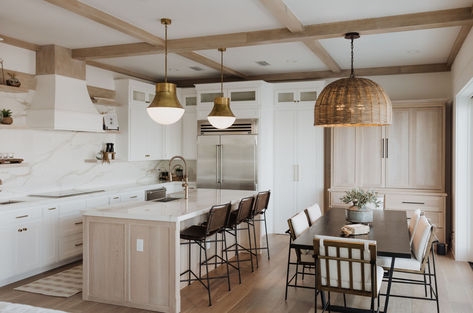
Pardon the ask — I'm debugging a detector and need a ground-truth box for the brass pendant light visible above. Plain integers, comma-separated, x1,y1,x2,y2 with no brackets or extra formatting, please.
207,48,236,129
314,32,392,127
147,18,184,125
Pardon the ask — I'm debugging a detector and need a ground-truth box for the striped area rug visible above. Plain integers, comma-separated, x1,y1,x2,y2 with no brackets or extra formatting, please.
14,265,82,298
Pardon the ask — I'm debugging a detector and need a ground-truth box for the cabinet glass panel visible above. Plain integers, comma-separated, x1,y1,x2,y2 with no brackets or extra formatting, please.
300,91,317,102
278,92,294,103
133,90,146,102
185,96,197,106
148,93,155,104
200,93,222,103
230,91,256,102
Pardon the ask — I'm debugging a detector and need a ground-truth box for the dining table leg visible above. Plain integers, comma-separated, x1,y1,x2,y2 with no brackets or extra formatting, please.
383,256,396,313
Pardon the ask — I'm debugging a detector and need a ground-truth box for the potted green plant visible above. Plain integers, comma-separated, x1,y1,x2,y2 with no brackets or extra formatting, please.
341,189,381,223
1,109,13,125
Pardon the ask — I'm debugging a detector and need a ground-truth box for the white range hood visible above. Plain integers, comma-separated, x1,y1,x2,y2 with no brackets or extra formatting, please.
28,74,103,132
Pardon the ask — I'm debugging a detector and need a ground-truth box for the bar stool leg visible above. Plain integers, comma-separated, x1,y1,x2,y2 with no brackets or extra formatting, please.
263,211,270,260
203,239,212,306
234,228,241,284
246,221,254,272
223,232,231,291
188,240,191,286
199,241,202,279
252,218,259,268
214,233,218,269
284,239,292,301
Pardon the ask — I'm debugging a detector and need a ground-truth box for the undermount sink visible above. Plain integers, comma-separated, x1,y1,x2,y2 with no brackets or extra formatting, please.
0,200,24,205
153,197,181,203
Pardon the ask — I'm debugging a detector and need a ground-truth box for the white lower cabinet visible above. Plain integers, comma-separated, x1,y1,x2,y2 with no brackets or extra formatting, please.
58,200,86,261
41,205,59,265
0,224,18,282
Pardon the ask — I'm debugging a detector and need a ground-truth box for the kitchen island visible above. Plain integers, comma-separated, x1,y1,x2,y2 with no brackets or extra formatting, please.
81,188,257,313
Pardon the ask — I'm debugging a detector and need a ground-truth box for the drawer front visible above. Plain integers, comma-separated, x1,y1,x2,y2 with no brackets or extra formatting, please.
86,196,109,209
59,233,83,261
0,208,42,226
59,200,86,217
120,191,144,203
109,194,121,204
60,215,83,236
385,194,444,212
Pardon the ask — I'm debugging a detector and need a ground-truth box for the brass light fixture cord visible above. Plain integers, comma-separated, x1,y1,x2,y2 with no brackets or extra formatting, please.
220,49,224,96
164,22,168,83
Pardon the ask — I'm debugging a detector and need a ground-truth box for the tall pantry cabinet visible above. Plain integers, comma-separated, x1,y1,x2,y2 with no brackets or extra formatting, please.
329,100,447,243
272,82,326,233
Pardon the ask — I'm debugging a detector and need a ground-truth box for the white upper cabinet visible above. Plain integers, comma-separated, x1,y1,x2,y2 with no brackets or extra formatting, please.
116,79,183,161
179,88,197,160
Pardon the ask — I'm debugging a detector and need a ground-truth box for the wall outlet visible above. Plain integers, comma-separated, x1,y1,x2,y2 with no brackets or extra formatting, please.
136,239,144,252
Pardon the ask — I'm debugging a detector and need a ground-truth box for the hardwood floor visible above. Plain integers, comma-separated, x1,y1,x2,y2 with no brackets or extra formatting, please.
0,234,472,313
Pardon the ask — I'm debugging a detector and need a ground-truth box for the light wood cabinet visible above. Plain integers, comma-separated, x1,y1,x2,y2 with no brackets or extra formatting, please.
329,100,447,242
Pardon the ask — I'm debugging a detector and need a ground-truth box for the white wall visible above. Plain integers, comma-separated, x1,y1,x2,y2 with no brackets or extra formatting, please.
326,71,452,101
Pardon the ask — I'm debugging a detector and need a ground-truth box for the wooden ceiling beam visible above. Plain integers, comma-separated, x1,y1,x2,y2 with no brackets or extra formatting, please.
446,24,473,67
43,0,164,46
72,7,473,59
0,33,39,51
174,63,450,87
44,0,242,78
259,0,341,72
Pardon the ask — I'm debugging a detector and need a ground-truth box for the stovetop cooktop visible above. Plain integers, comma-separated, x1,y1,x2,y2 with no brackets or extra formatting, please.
29,189,105,198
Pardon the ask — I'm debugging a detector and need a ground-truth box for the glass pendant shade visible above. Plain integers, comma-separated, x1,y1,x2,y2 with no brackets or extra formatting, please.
147,82,184,125
207,97,236,129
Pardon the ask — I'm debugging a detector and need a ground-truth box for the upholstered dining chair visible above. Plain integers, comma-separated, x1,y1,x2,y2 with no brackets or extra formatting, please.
377,216,439,313
285,211,314,300
304,203,322,226
408,209,422,245
313,236,384,313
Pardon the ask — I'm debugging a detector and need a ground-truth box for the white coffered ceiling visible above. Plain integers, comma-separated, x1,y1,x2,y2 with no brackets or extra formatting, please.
0,0,471,81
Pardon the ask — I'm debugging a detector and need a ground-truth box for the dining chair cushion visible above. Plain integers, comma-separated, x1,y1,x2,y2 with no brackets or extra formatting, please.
377,255,421,271
412,216,432,261
288,211,310,239
305,203,322,225
314,236,382,293
408,209,422,245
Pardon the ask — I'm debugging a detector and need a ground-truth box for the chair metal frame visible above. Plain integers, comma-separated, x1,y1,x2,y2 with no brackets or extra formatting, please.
250,190,271,267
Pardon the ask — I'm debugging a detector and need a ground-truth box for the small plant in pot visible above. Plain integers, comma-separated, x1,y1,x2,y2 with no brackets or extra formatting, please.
1,109,13,125
341,189,381,223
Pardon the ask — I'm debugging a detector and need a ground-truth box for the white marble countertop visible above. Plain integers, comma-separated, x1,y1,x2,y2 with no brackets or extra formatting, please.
0,181,190,212
81,188,256,222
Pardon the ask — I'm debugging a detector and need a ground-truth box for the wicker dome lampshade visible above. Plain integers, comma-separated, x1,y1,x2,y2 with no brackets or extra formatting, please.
314,33,392,127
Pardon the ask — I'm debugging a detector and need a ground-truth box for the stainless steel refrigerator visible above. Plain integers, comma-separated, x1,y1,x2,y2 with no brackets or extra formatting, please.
197,135,257,190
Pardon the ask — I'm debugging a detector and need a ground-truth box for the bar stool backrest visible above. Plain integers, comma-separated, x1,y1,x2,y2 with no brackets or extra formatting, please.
253,190,270,216
313,236,378,298
206,202,232,235
236,196,255,225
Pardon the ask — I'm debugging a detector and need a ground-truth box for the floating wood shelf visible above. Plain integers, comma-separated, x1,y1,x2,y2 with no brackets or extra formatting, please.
0,162,29,168
104,130,120,134
0,124,28,129
92,97,121,106
0,84,29,93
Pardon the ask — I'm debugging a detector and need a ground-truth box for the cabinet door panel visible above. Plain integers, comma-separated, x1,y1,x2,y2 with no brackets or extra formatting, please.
332,127,356,187
130,102,150,161
386,109,410,188
412,108,443,189
16,220,41,274
295,110,324,214
42,206,59,265
359,127,385,188
0,225,17,281
273,109,296,233
182,110,197,159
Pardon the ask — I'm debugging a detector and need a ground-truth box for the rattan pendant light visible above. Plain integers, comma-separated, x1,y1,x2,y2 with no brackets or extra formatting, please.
207,48,236,129
147,18,184,125
314,32,392,127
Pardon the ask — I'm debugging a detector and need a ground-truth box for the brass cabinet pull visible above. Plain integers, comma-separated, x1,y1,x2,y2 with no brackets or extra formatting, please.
382,139,385,158
145,154,151,158
386,138,389,158
75,243,83,247
48,207,56,211
130,195,138,199
74,221,83,225
18,229,22,232
16,215,29,219
113,196,119,199
402,201,425,205
22,227,27,231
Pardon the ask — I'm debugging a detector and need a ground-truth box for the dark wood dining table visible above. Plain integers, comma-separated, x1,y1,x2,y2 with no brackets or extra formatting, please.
291,207,412,313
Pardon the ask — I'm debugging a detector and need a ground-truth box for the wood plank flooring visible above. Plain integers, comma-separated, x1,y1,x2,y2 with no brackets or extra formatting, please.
0,234,472,313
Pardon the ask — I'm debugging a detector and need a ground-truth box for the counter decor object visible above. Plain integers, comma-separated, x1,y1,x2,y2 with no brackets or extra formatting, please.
103,111,119,130
1,109,13,125
0,158,23,164
341,188,380,223
5,72,21,87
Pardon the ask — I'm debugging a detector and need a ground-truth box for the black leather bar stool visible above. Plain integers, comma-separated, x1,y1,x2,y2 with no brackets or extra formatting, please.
224,196,256,283
250,190,271,268
180,202,232,306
